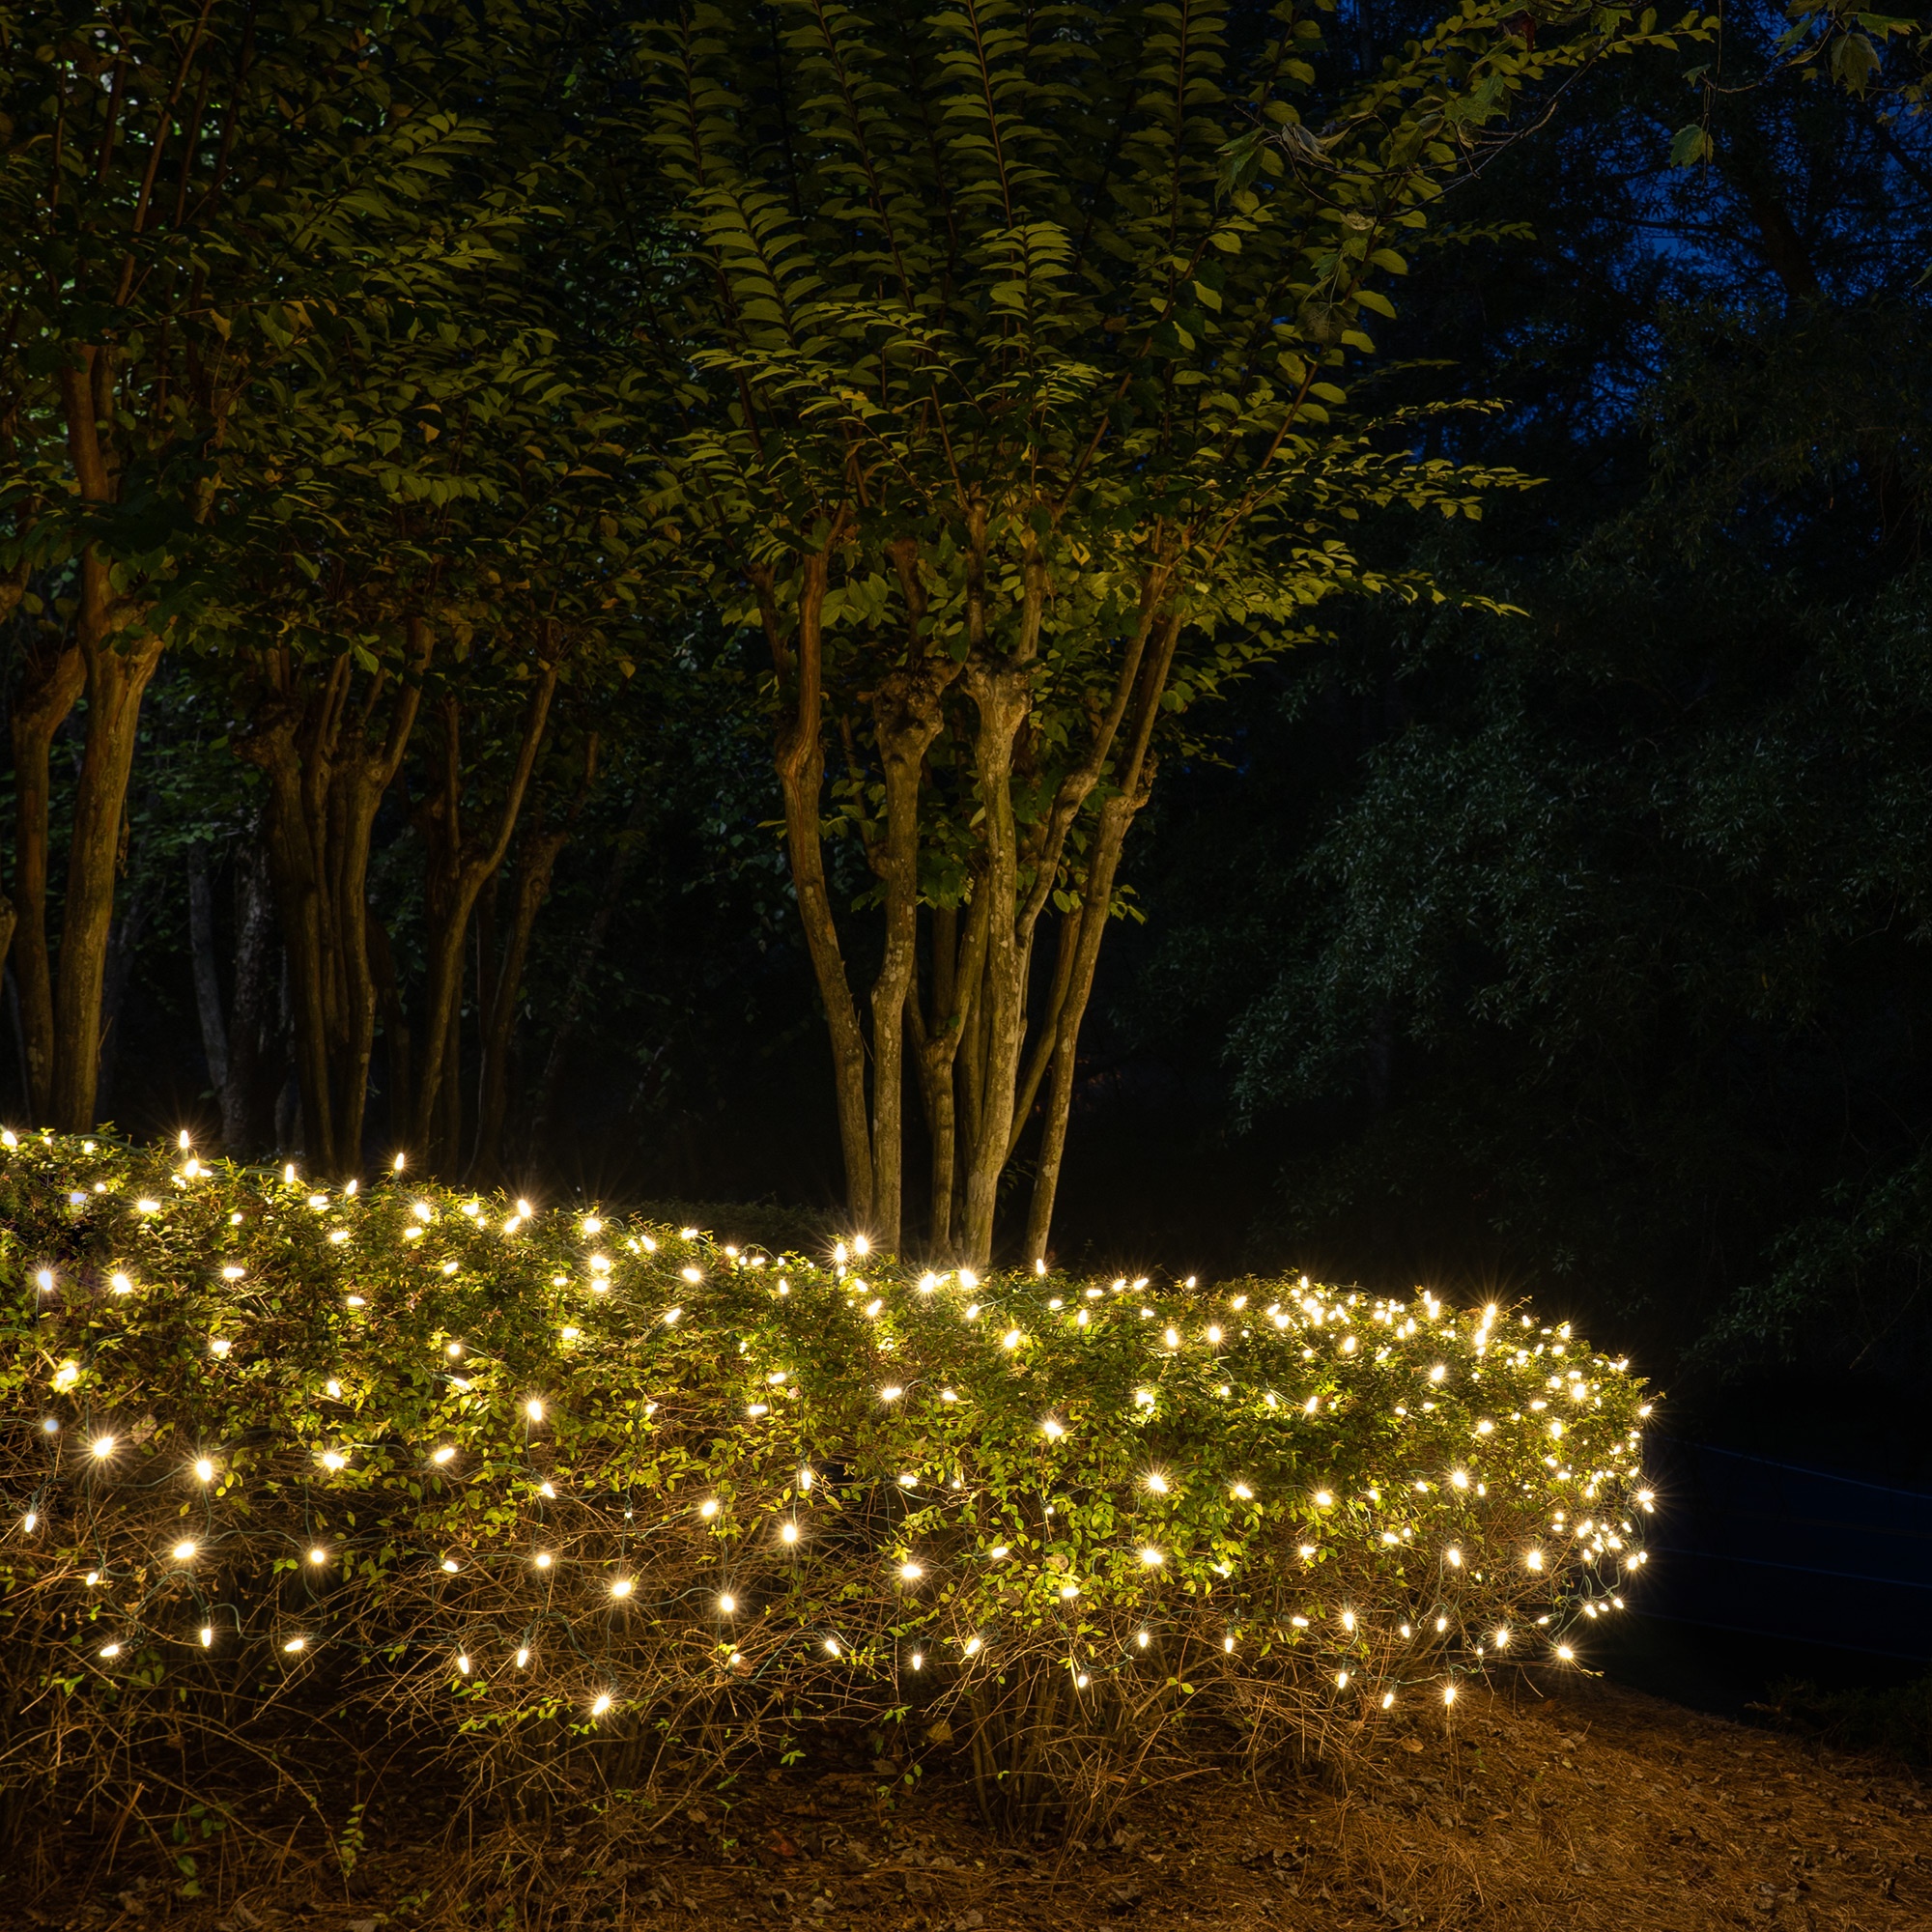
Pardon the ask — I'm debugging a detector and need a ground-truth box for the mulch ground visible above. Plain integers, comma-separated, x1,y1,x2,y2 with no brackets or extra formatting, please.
28,1669,1932,1931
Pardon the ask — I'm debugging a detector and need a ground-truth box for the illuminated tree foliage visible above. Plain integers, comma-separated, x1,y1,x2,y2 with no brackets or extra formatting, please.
638,0,1697,1264
1,1129,1650,1833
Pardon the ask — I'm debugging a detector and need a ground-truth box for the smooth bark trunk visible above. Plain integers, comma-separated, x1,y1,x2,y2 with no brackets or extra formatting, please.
761,548,875,1227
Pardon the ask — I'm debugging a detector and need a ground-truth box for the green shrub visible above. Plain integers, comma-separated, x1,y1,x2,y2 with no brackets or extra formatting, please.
0,1132,1652,1833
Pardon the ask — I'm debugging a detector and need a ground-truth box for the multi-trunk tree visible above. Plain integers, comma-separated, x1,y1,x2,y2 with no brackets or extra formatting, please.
0,0,559,1134
641,0,1681,1263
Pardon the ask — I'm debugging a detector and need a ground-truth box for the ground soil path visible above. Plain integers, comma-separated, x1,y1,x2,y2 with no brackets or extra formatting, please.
32,1673,1932,1931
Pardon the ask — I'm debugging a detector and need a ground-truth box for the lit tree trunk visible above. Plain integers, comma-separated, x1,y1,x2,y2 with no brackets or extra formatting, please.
862,550,959,1248
757,545,875,1227
955,664,1031,1265
50,584,164,1131
1021,609,1180,1257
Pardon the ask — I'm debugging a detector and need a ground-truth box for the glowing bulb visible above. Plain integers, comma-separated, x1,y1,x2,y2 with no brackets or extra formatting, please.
110,1271,131,1293
1140,1547,1164,1566
534,1551,553,1569
90,1435,115,1460
1525,1549,1544,1572
898,1562,923,1581
1002,1329,1022,1350
431,1446,456,1465
591,1693,612,1717
200,1626,213,1648
781,1522,800,1545
1314,1491,1333,1508
284,1637,306,1654
698,1498,719,1519
309,1547,327,1565
1443,1684,1458,1706
610,1577,634,1598
171,1540,197,1561
516,1648,530,1667
526,1399,545,1422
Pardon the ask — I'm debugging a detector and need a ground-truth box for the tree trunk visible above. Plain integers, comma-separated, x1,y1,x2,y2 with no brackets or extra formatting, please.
410,665,558,1160
863,613,958,1248
1021,612,1181,1256
1022,796,1134,1261
956,665,1032,1265
760,547,875,1227
51,594,164,1131
9,637,85,1122
237,634,428,1174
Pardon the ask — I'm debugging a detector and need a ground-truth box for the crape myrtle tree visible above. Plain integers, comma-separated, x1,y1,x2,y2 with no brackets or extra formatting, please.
0,0,569,1135
639,0,1695,1264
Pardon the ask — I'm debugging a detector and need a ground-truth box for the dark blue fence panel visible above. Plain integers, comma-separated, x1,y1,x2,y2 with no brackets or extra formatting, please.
1640,1437,1932,1660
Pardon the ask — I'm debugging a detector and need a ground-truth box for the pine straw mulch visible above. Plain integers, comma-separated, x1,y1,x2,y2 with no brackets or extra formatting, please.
25,1667,1932,1932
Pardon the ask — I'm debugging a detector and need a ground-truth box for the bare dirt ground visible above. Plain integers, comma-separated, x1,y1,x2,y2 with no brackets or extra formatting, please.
27,1669,1932,1932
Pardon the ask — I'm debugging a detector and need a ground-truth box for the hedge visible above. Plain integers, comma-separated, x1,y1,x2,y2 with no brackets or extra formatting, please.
0,1131,1652,1838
